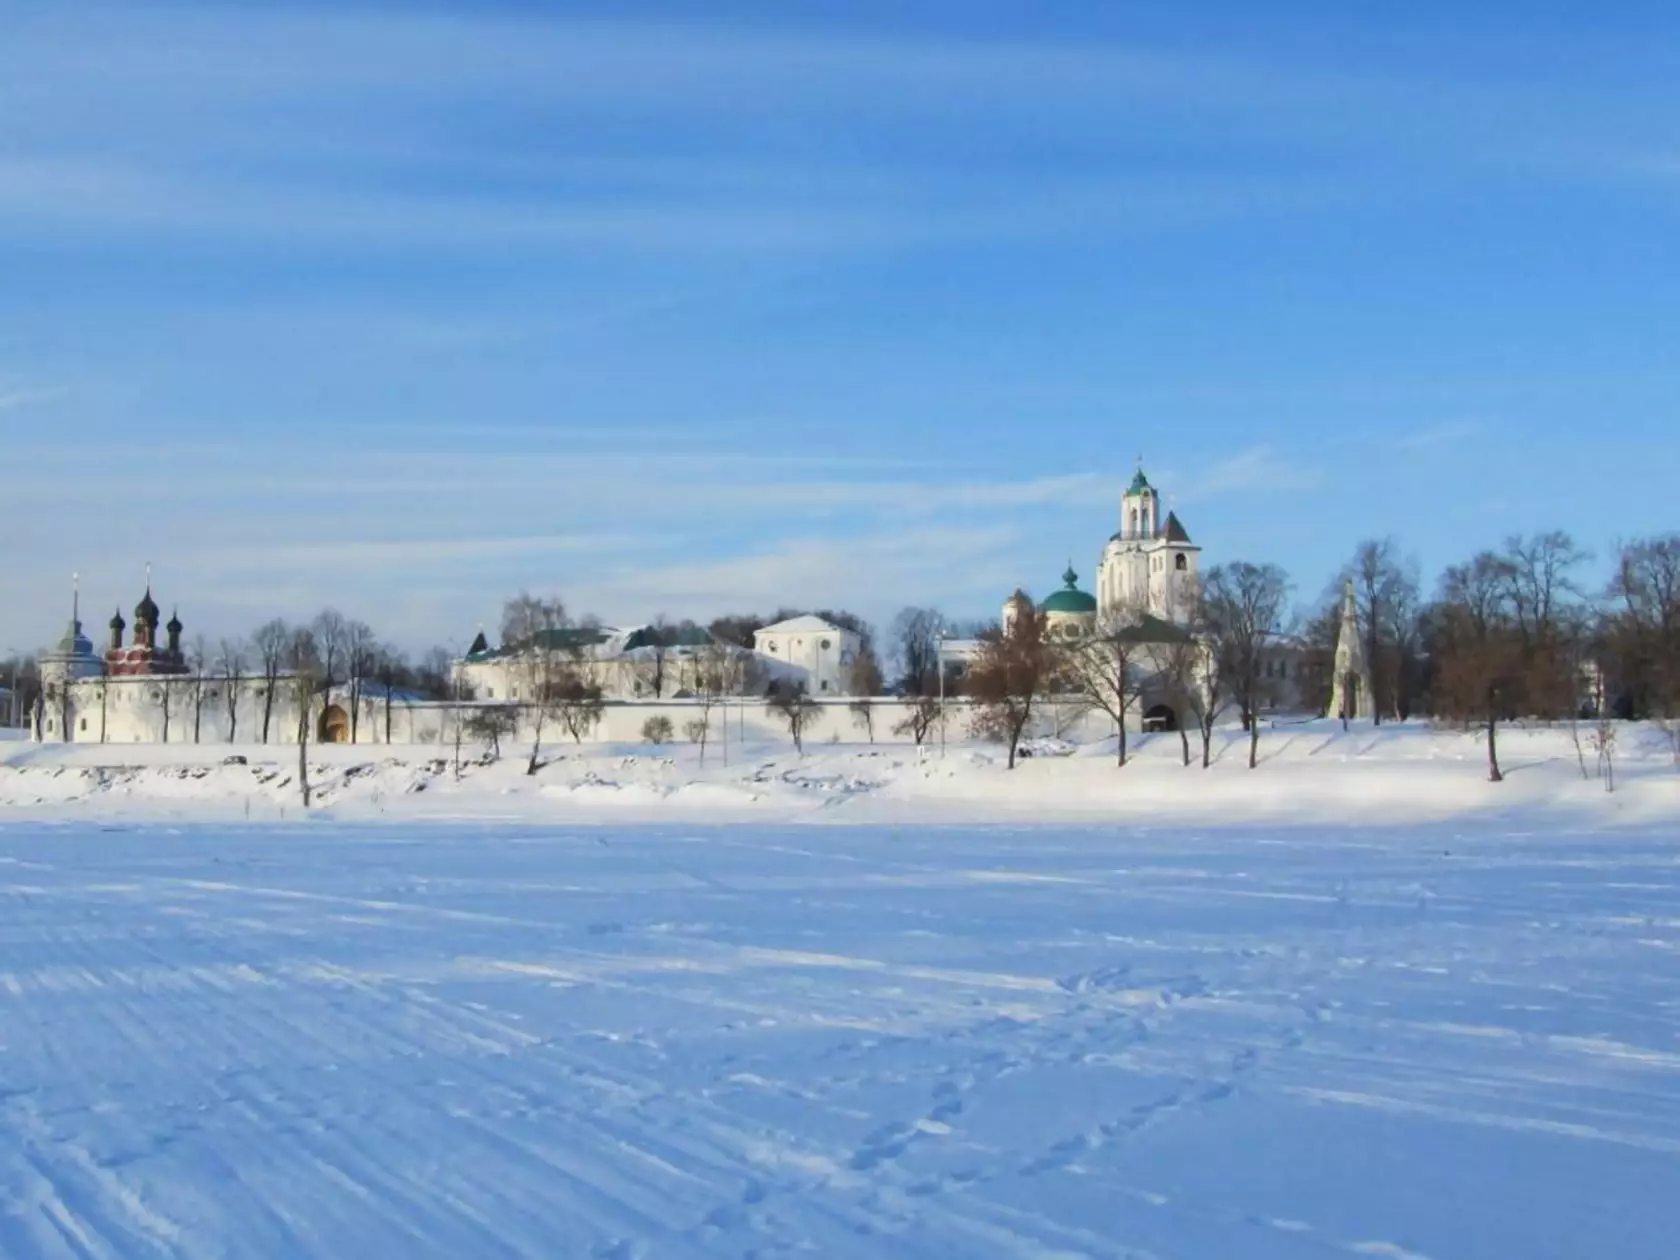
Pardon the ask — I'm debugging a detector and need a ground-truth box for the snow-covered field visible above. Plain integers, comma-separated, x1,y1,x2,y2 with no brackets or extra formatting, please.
2,724,1678,1256
3,810,1680,1258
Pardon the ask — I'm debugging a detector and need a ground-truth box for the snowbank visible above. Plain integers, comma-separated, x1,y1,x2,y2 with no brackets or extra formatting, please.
2,720,1675,827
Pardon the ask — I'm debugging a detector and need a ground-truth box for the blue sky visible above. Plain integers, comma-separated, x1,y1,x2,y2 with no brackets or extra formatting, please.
4,1,1677,655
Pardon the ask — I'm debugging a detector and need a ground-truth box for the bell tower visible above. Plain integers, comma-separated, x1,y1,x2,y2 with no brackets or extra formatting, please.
1120,463,1160,541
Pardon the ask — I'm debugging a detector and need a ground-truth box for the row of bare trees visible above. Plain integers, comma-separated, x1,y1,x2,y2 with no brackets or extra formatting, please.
954,530,1680,782
962,562,1295,770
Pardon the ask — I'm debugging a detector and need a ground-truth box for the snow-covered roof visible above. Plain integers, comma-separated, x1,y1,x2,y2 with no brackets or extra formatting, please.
756,615,846,636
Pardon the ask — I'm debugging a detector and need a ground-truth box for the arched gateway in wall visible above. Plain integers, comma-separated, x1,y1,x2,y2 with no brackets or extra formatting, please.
1142,703,1178,732
318,704,350,744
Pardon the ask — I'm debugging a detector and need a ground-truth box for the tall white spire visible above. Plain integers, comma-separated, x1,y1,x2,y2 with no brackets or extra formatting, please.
1328,579,1374,722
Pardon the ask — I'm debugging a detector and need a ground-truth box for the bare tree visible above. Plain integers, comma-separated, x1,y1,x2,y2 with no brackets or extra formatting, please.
252,619,289,743
310,609,349,726
372,643,407,743
1434,552,1525,782
1294,598,1340,719
1383,565,1425,721
501,593,571,774
1499,531,1590,720
414,646,454,700
768,686,819,754
217,637,247,743
288,628,322,806
554,670,607,744
690,640,745,766
636,615,677,698
1059,600,1153,767
465,706,516,760
1204,562,1294,770
708,613,766,650
188,634,210,743
967,607,1056,769
345,619,377,743
1338,538,1421,723
1142,632,1204,767
1607,534,1680,747
95,663,109,743
1,654,39,731
891,606,944,695
846,643,885,742
848,696,877,742
158,677,176,743
892,694,944,746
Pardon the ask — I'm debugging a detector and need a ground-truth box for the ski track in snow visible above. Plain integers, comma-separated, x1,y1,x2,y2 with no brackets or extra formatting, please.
1,821,1678,1257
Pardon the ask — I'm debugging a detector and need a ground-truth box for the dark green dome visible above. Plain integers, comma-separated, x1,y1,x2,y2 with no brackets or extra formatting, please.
1128,467,1153,495
1040,566,1097,615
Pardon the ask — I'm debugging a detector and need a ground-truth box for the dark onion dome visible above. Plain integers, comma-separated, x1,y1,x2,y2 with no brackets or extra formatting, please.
109,607,126,632
135,587,160,625
1040,566,1097,615
166,609,183,635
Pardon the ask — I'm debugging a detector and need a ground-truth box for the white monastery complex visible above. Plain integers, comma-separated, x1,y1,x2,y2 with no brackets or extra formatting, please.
27,467,1315,745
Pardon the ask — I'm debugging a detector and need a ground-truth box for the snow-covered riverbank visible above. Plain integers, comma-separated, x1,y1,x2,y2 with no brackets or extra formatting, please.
2,719,1675,828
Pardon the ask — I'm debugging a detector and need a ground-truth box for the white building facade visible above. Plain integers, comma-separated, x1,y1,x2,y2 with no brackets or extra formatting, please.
750,616,861,696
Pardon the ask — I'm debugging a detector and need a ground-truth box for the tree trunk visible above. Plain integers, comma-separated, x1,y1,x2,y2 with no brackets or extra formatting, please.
261,684,274,743
527,711,543,776
1486,697,1503,783
1178,725,1190,766
1200,720,1212,769
384,691,392,743
1370,638,1383,726
1117,714,1127,767
297,702,312,807
1248,712,1260,769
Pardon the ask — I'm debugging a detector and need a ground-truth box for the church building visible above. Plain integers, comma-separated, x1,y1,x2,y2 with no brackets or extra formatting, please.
1097,467,1200,625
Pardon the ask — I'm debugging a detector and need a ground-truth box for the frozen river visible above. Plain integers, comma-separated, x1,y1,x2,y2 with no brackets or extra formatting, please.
2,818,1678,1258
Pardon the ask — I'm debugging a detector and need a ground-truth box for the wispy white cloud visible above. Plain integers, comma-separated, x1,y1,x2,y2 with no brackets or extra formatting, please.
1177,446,1325,500
0,385,67,411
566,524,1028,627
1393,422,1480,452
0,437,1103,648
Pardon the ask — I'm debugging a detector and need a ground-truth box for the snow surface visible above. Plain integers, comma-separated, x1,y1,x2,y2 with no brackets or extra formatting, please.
2,720,1678,828
3,723,1679,1256
4,811,1680,1257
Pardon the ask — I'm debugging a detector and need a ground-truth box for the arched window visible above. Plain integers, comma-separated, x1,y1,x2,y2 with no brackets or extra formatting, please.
1175,553,1188,571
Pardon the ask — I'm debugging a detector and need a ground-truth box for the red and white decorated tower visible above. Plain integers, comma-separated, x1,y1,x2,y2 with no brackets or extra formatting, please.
105,568,189,678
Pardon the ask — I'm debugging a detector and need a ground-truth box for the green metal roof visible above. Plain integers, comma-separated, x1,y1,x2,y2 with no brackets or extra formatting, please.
1040,566,1097,614
1127,467,1153,495
466,626,611,662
